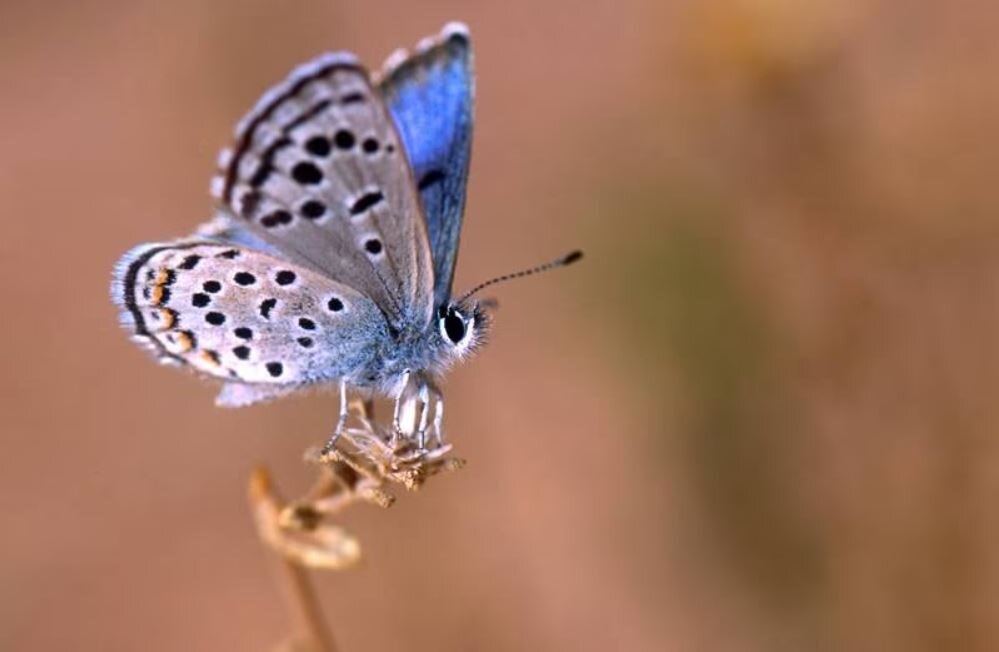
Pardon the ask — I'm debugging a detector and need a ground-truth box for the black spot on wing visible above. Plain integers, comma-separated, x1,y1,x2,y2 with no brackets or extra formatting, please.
334,129,355,150
205,311,226,326
418,169,446,191
234,272,256,286
240,190,262,218
261,210,293,228
292,161,323,185
249,164,273,187
300,200,326,219
350,191,384,215
178,255,201,270
305,135,331,157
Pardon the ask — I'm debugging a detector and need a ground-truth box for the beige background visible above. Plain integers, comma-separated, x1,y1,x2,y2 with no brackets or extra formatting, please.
3,1,999,650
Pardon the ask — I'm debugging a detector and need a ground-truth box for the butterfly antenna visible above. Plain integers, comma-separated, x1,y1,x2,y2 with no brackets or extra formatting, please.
459,250,583,303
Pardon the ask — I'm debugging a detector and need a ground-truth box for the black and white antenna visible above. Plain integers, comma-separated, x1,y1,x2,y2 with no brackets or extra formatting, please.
459,250,583,303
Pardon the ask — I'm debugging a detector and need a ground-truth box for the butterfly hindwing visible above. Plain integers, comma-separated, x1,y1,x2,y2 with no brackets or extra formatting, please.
112,241,389,396
378,23,474,308
212,53,435,327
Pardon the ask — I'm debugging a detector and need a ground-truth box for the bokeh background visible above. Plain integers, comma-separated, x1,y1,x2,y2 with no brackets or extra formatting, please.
3,1,998,650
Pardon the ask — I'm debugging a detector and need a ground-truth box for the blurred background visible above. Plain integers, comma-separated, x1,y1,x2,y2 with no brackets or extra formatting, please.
2,0,998,650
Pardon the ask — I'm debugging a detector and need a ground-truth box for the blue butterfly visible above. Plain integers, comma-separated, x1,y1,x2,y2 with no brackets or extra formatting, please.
111,23,580,448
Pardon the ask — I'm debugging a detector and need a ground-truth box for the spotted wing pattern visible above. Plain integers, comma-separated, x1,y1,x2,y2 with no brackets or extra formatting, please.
378,23,473,308
211,53,434,328
112,242,388,397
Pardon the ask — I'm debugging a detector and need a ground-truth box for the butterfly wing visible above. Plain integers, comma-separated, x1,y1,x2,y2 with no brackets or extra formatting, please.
197,212,280,255
112,241,389,403
212,53,435,328
377,23,474,308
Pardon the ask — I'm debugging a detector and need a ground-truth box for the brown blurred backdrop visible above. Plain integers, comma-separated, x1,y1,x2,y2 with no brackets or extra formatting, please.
3,1,999,650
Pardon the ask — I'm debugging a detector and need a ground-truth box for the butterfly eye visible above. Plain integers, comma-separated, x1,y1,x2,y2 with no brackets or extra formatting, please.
440,307,469,345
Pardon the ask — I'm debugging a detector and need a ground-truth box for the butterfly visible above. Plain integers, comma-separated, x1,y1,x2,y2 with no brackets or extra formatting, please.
111,22,581,449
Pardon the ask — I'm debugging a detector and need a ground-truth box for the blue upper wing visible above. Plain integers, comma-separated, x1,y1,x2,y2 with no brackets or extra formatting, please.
379,23,474,308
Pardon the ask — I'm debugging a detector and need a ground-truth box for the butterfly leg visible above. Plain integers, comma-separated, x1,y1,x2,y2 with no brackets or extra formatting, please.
320,379,350,455
392,369,413,435
431,390,445,447
392,372,445,450
415,382,432,450
416,378,444,448
410,377,445,450
392,370,428,446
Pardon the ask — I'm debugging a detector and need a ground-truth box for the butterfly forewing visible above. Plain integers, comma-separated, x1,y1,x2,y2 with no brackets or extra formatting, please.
112,242,388,387
213,54,434,328
378,23,474,308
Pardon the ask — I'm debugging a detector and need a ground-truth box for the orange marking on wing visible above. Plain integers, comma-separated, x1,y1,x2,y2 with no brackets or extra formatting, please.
158,309,176,330
174,331,195,353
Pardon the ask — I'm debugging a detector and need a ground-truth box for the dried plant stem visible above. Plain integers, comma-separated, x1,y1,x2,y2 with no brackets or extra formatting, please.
277,547,338,652
250,467,339,652
248,398,464,651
